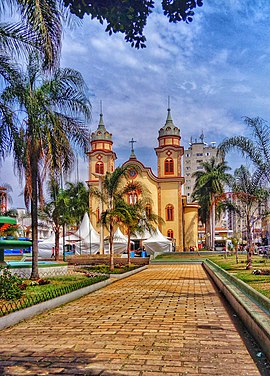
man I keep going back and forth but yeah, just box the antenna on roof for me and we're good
[199,130,204,143]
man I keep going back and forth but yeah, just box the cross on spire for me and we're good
[129,138,136,153]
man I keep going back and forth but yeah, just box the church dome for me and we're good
[91,113,112,141]
[158,108,180,137]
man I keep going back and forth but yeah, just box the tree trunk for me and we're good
[205,218,211,250]
[246,213,252,268]
[55,224,60,261]
[211,195,216,251]
[109,219,114,271]
[30,157,40,280]
[127,229,131,267]
[235,244,239,264]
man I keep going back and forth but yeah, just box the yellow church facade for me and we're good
[87,107,198,252]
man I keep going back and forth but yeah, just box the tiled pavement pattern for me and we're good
[0,265,261,375]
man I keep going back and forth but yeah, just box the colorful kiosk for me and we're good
[0,216,32,264]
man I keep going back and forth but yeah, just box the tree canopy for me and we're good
[63,0,203,48]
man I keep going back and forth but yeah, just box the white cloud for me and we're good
[3,1,270,207]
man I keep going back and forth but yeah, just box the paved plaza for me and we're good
[0,265,262,375]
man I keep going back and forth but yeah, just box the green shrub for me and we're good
[0,267,23,300]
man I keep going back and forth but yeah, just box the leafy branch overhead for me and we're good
[63,0,203,48]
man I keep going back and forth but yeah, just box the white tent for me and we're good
[72,213,100,254]
[131,228,152,240]
[142,228,172,256]
[104,227,133,254]
[39,213,101,256]
[38,232,63,258]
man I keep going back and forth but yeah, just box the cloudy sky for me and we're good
[3,0,270,207]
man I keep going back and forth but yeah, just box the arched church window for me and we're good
[128,192,138,205]
[165,158,174,174]
[166,204,174,221]
[95,161,104,175]
[167,229,174,238]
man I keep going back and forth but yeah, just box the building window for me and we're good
[145,204,151,217]
[166,204,174,221]
[128,192,138,205]
[96,208,100,220]
[165,158,174,174]
[95,161,104,174]
[167,229,174,238]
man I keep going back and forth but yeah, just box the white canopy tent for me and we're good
[131,228,152,240]
[72,213,100,254]
[38,213,101,256]
[104,227,134,254]
[142,228,173,256]
[38,232,63,258]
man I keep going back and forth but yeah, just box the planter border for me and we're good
[204,259,270,360]
[0,265,147,330]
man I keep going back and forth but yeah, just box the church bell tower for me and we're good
[155,105,184,177]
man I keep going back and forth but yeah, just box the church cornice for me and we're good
[87,149,117,159]
[155,145,184,155]
[123,159,184,184]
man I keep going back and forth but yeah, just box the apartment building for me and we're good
[183,133,219,202]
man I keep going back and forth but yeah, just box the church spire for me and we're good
[158,98,180,138]
[98,100,105,128]
[165,96,173,124]
[91,100,112,141]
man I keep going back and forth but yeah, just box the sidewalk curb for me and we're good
[204,259,270,360]
[0,265,147,330]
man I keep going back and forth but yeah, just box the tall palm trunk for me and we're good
[205,217,211,249]
[109,218,114,270]
[127,229,131,266]
[55,223,60,261]
[211,194,216,251]
[30,155,39,280]
[246,212,253,267]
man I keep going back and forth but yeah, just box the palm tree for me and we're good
[41,175,66,261]
[91,166,133,270]
[63,181,89,228]
[192,157,231,250]
[219,117,270,185]
[226,166,270,267]
[0,0,68,160]
[0,0,64,71]
[116,198,161,266]
[1,54,91,279]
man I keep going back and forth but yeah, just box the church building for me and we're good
[87,106,198,252]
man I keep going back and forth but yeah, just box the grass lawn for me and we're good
[153,252,270,299]
[0,272,109,316]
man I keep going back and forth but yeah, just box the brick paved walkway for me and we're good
[0,265,261,375]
